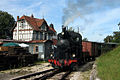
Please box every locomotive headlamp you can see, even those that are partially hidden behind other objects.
[62,32,64,35]
[50,54,53,57]
[72,54,76,57]
[76,37,79,41]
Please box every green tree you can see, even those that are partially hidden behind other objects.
[0,10,15,39]
[104,35,113,43]
[104,31,120,43]
[112,31,120,43]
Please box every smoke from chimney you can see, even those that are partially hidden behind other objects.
[62,0,120,27]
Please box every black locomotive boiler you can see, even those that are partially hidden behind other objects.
[48,26,83,69]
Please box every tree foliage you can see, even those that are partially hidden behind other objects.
[104,35,113,43]
[0,10,15,39]
[112,31,120,43]
[104,31,120,43]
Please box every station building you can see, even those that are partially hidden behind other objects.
[11,14,57,60]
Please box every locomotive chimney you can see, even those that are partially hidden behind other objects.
[62,25,66,32]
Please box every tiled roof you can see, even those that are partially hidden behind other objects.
[29,40,53,43]
[48,26,56,32]
[19,16,45,31]
[0,39,29,43]
[29,40,47,43]
[18,15,56,32]
[0,39,54,44]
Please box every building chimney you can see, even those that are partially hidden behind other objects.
[17,16,19,21]
[31,14,34,18]
[50,23,54,29]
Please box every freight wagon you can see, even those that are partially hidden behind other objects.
[82,41,118,61]
[82,41,101,61]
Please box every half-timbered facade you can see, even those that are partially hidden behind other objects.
[12,15,57,60]
[12,15,57,41]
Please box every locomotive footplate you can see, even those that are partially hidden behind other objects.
[48,59,77,67]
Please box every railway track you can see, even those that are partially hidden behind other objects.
[48,70,72,80]
[60,70,72,80]
[11,69,55,80]
[11,68,72,80]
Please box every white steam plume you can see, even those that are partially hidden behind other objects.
[62,0,120,27]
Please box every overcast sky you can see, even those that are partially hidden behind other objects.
[0,0,120,42]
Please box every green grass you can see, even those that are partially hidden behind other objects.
[96,46,120,80]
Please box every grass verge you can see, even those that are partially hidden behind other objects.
[96,46,120,80]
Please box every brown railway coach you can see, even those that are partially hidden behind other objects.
[82,41,101,60]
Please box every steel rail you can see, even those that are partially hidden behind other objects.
[11,69,55,80]
[60,70,72,80]
[33,69,60,80]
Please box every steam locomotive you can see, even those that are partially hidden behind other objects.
[48,26,83,69]
[48,26,117,69]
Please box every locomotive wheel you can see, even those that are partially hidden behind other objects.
[51,63,55,68]
[51,63,59,69]
[92,57,95,61]
[69,63,77,70]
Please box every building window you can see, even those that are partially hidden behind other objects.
[36,32,38,40]
[36,46,39,52]
[40,32,43,40]
[44,33,47,40]
[21,22,24,28]
[48,34,51,40]
[41,25,46,30]
[39,45,43,52]
[21,20,25,28]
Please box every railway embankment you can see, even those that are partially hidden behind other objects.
[95,46,120,80]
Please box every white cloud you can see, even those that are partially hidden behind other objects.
[81,7,120,42]
[0,0,48,18]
